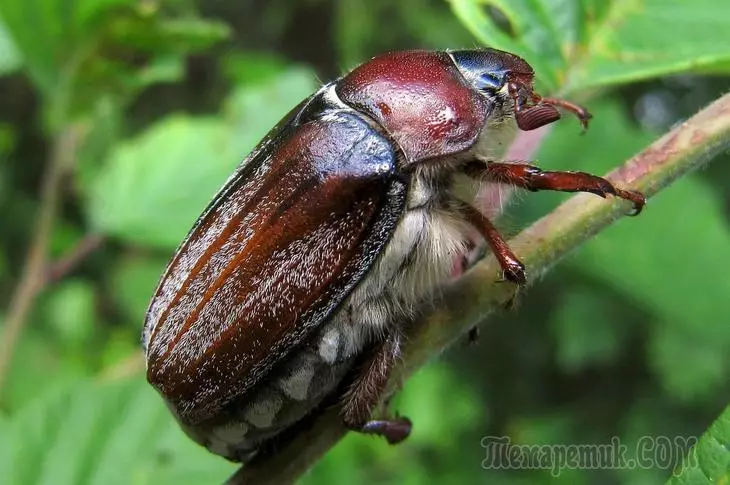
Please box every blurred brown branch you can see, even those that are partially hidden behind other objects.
[44,233,105,284]
[227,93,730,485]
[0,125,86,395]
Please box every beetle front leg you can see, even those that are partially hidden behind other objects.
[341,331,411,444]
[540,97,593,129]
[468,161,646,215]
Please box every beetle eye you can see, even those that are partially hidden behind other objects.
[476,73,502,92]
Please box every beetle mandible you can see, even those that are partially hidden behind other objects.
[143,48,645,462]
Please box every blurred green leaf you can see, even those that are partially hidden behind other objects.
[75,95,124,192]
[573,176,730,402]
[99,329,141,369]
[88,114,229,248]
[134,55,185,89]
[40,279,96,352]
[0,377,236,485]
[0,0,137,100]
[667,405,730,484]
[221,51,288,86]
[0,0,228,126]
[335,0,393,68]
[223,68,319,155]
[335,0,474,69]
[618,398,697,485]
[89,68,318,248]
[450,0,730,94]
[3,328,89,412]
[649,325,727,403]
[108,15,231,54]
[0,244,7,278]
[550,288,629,372]
[0,16,21,74]
[392,362,482,446]
[111,254,169,325]
[306,362,483,485]
[531,97,730,402]
[0,414,9,474]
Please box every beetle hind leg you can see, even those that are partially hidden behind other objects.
[340,330,412,444]
[358,416,412,444]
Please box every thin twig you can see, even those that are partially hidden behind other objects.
[0,125,84,395]
[44,233,105,284]
[227,94,730,485]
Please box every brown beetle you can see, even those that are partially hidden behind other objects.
[143,48,645,462]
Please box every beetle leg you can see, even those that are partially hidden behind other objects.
[540,97,593,129]
[467,161,646,215]
[461,204,527,285]
[341,331,411,444]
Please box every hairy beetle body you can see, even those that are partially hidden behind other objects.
[143,48,645,462]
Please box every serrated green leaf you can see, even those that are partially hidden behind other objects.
[0,377,235,485]
[667,405,730,484]
[567,0,730,92]
[89,68,318,248]
[450,0,730,94]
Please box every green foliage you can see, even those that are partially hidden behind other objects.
[523,98,730,403]
[88,68,317,248]
[667,405,730,484]
[0,377,237,485]
[1,0,729,484]
[450,0,730,93]
[0,0,229,127]
[0,18,20,74]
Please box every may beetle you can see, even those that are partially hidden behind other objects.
[143,48,645,462]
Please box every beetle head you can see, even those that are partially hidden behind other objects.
[450,49,562,131]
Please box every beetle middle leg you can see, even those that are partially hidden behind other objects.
[466,161,646,214]
[461,203,527,285]
[341,331,411,444]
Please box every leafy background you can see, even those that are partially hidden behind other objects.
[0,0,729,484]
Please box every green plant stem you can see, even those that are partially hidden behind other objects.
[0,125,83,396]
[227,93,730,485]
